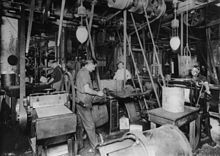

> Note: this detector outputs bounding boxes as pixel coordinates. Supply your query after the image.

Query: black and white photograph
[0,0,220,155]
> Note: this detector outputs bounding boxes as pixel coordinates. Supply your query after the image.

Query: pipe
[25,0,35,54]
[180,13,183,56]
[57,0,66,47]
[123,10,127,87]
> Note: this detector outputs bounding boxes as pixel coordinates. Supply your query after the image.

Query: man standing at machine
[48,60,64,91]
[191,65,211,95]
[76,59,104,152]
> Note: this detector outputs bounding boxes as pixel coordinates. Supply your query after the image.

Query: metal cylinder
[92,105,109,127]
[97,124,192,156]
[1,73,16,88]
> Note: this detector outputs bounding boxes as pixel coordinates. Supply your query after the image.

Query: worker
[76,59,104,152]
[191,65,211,95]
[47,60,64,91]
[140,65,149,78]
[113,61,131,81]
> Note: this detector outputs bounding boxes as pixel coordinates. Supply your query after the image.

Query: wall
[0,17,18,74]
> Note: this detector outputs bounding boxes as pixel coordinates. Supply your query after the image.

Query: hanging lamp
[76,26,88,44]
[76,0,88,44]
[170,0,180,51]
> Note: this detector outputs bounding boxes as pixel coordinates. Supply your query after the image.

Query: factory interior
[0,0,220,155]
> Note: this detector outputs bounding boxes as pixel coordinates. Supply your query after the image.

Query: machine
[15,91,77,155]
[97,124,192,156]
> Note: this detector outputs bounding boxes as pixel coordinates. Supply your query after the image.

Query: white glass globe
[170,36,180,51]
[76,26,88,44]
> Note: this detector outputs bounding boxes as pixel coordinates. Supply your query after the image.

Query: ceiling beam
[206,18,220,27]
[177,0,216,14]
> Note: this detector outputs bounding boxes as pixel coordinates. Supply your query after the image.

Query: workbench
[148,106,200,151]
[106,89,151,99]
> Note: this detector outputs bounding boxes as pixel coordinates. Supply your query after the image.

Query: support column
[123,10,127,87]
[18,6,26,117]
[60,28,65,62]
[180,13,184,56]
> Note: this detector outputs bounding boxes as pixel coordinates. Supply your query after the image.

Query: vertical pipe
[89,0,96,30]
[25,0,35,54]
[181,13,183,56]
[142,28,146,67]
[57,0,66,47]
[60,28,65,62]
[19,6,26,113]
[123,10,127,87]
[55,32,58,60]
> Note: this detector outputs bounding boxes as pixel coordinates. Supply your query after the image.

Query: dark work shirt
[193,74,207,83]
[51,66,63,84]
[76,67,93,107]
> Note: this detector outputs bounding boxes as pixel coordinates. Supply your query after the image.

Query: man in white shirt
[113,61,131,81]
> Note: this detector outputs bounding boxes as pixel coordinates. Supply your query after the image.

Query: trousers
[76,104,98,148]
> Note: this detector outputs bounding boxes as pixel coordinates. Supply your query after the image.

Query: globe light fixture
[170,36,180,51]
[76,26,88,44]
[170,0,180,51]
[75,0,88,44]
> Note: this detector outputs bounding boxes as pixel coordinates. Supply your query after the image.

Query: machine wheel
[184,9,205,27]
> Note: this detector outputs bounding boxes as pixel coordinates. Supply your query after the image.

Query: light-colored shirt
[113,69,131,80]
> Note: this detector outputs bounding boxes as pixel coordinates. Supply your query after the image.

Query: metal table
[148,106,200,151]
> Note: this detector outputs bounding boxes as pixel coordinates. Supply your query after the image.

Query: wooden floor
[0,118,219,156]
[195,118,220,156]
[78,118,220,156]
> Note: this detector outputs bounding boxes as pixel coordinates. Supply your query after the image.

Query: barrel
[97,124,192,156]
[162,86,185,113]
[92,105,109,127]
[1,73,16,88]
